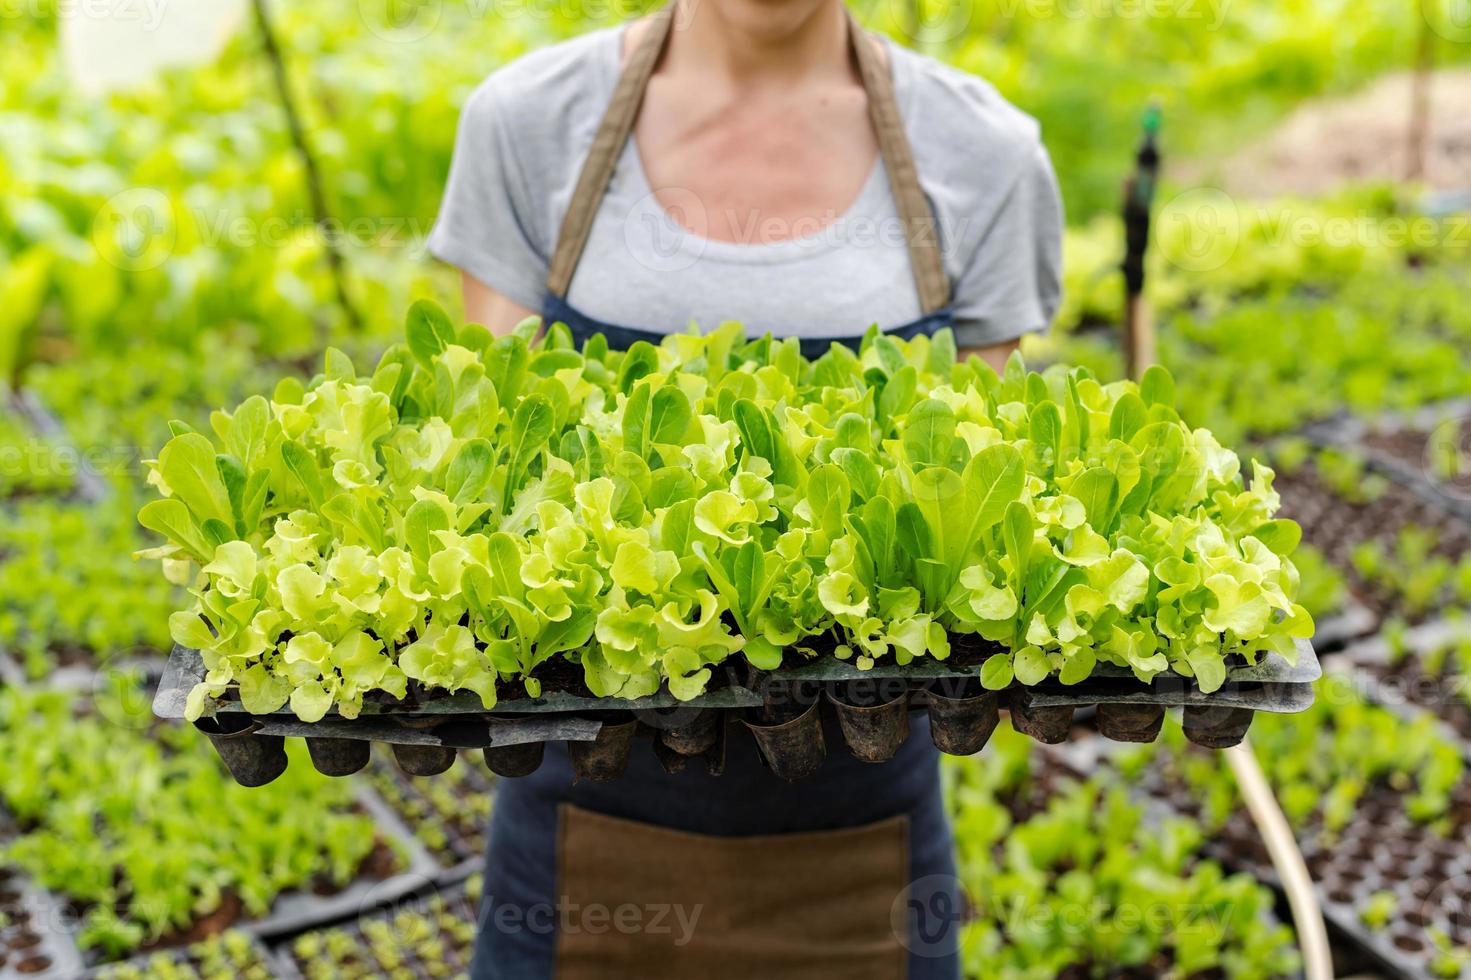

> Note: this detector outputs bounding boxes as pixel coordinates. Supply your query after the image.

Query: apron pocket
[552,804,909,980]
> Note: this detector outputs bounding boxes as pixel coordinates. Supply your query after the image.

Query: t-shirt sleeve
[426,82,548,311]
[949,141,1064,349]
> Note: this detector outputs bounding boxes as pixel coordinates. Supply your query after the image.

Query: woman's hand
[462,271,537,335]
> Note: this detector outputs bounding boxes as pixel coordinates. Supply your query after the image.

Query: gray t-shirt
[428,25,1063,346]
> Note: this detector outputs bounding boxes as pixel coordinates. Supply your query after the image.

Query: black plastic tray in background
[0,868,85,980]
[1312,399,1471,526]
[1060,704,1471,980]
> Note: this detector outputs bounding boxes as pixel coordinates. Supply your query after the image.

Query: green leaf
[1003,500,1034,593]
[1108,392,1147,442]
[137,499,211,561]
[406,299,456,367]
[1253,519,1302,556]
[733,398,775,463]
[405,498,449,561]
[157,434,235,527]
[806,464,850,538]
[1139,364,1176,408]
[503,394,555,513]
[281,440,326,510]
[1069,467,1120,533]
[1013,645,1051,686]
[902,399,956,468]
[980,654,1014,690]
[446,438,494,505]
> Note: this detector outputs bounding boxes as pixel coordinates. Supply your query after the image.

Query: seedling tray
[158,638,1317,785]
[241,785,443,941]
[956,741,1301,978]
[1321,400,1471,525]
[0,867,85,980]
[84,931,277,980]
[1273,448,1471,626]
[360,749,496,884]
[1075,733,1471,980]
[271,876,482,980]
[1340,619,1471,763]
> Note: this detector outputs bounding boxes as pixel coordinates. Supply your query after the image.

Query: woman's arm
[462,271,538,334]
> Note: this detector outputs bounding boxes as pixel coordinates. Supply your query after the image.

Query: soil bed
[1273,462,1471,623]
[361,750,495,876]
[1123,741,1471,978]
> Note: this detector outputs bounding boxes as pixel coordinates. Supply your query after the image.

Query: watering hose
[1225,739,1333,980]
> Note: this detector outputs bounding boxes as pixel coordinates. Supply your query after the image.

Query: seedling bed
[1273,462,1471,624]
[0,692,440,972]
[85,930,276,980]
[4,390,109,507]
[957,739,1300,978]
[0,866,84,980]
[0,786,438,971]
[1328,401,1471,524]
[1340,621,1471,762]
[238,785,442,941]
[1093,738,1471,979]
[159,639,1317,785]
[360,749,495,881]
[274,876,482,980]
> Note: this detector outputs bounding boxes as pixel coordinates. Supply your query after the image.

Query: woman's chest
[632,83,880,246]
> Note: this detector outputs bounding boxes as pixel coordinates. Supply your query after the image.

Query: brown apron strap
[544,6,676,300]
[545,4,949,316]
[846,8,950,315]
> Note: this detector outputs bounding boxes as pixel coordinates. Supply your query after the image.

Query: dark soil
[1274,462,1471,622]
[1129,743,1471,963]
[141,892,245,950]
[0,869,53,978]
[1365,653,1471,748]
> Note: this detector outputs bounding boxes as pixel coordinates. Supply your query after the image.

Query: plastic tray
[0,868,85,980]
[156,638,1318,785]
[1315,399,1471,525]
[1071,728,1471,980]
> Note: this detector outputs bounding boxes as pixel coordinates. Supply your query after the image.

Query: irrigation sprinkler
[1120,103,1160,382]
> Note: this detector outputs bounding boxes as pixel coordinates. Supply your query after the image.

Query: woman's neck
[665,0,852,87]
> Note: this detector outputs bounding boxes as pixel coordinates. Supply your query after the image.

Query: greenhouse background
[2,0,1470,977]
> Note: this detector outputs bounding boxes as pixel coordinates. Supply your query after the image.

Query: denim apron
[471,8,963,978]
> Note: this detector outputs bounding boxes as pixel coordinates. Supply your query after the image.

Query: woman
[427,0,1062,976]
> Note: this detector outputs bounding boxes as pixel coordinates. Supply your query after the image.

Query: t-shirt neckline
[593,23,903,267]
